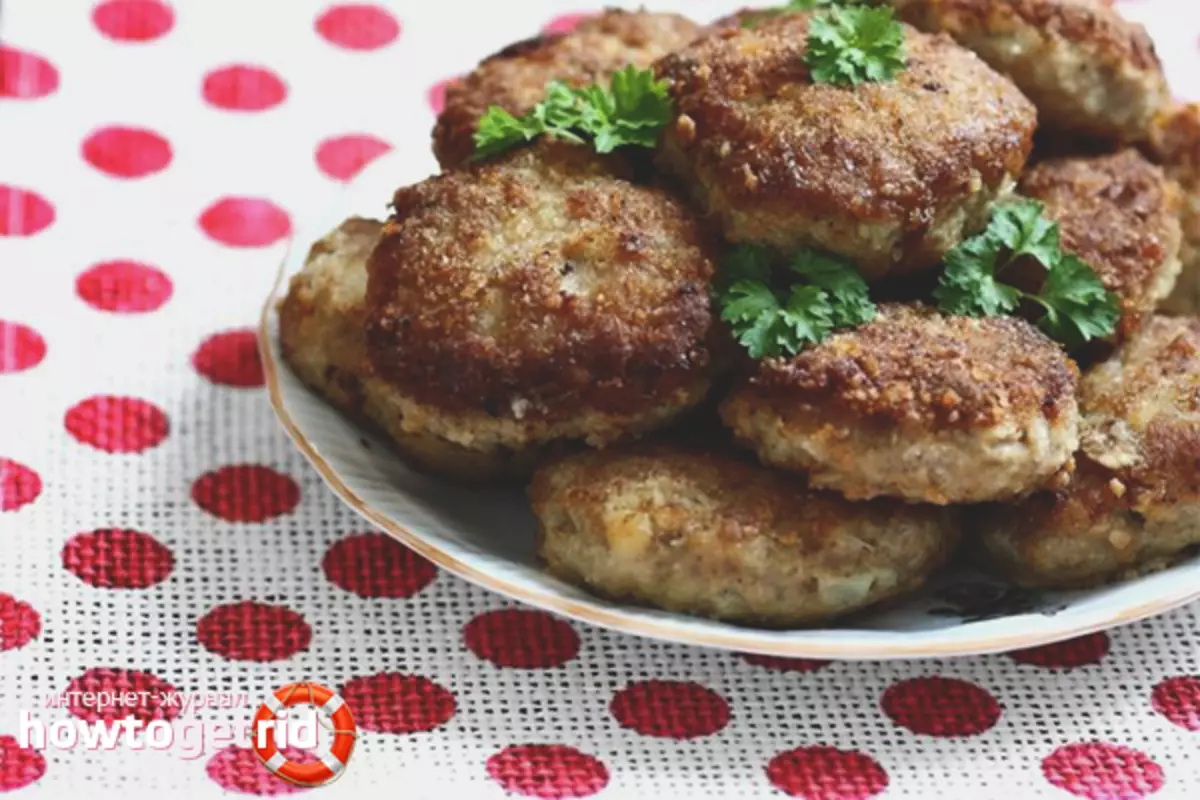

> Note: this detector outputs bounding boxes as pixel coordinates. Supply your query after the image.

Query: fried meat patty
[721,304,1080,505]
[1018,150,1182,341]
[654,12,1035,280]
[279,218,548,480]
[978,316,1200,586]
[888,0,1171,143]
[364,142,720,456]
[1149,104,1200,314]
[433,9,701,167]
[530,445,959,625]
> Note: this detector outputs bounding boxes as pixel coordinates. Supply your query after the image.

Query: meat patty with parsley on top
[977,316,1200,587]
[531,444,960,626]
[654,9,1036,280]
[887,0,1171,144]
[1018,150,1182,342]
[433,9,701,168]
[721,304,1080,505]
[363,140,721,476]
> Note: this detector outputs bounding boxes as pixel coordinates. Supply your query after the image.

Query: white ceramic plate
[259,150,1200,660]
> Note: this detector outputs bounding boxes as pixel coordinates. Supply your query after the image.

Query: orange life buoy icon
[252,682,357,787]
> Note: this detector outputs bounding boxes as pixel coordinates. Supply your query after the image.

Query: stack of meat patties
[280,3,1200,628]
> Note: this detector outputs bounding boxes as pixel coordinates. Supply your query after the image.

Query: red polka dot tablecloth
[2,1,1200,798]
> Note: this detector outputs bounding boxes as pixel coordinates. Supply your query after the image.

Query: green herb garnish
[718,245,876,359]
[473,65,673,160]
[805,5,907,86]
[934,199,1119,347]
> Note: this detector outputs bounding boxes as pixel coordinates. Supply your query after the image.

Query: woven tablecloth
[3,1,1200,797]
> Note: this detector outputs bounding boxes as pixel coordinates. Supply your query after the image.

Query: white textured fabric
[1,1,1199,799]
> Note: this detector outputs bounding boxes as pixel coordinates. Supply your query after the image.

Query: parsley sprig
[473,65,673,160]
[934,200,1120,347]
[718,245,876,359]
[805,5,907,86]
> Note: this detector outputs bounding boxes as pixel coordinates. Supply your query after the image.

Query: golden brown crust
[748,304,1078,430]
[1149,104,1200,314]
[653,12,1035,273]
[432,9,702,168]
[1018,150,1182,341]
[279,218,556,482]
[893,0,1161,70]
[530,443,959,625]
[889,0,1169,141]
[977,316,1200,586]
[365,141,719,424]
[1079,315,1200,509]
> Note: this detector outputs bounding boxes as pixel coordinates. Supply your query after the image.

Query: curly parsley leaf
[474,106,548,160]
[805,5,907,86]
[473,66,672,159]
[933,235,1022,317]
[718,246,875,358]
[934,200,1119,347]
[790,249,875,328]
[987,200,1060,265]
[1034,254,1121,348]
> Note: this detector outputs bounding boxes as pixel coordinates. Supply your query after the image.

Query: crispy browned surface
[530,444,959,625]
[432,9,701,167]
[748,304,1078,430]
[653,12,1035,270]
[365,141,719,423]
[1149,104,1200,313]
[892,0,1160,69]
[978,316,1200,585]
[889,0,1169,142]
[1080,315,1200,508]
[1019,150,1182,341]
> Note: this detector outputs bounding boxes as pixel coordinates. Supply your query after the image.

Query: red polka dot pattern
[0,46,59,99]
[1008,633,1111,670]
[542,12,594,34]
[196,601,312,662]
[0,593,41,651]
[77,260,173,313]
[1151,676,1200,731]
[487,745,610,799]
[192,329,264,387]
[65,667,180,726]
[62,528,175,589]
[65,395,170,454]
[427,78,456,114]
[315,5,401,50]
[766,746,889,800]
[464,609,581,668]
[322,532,437,598]
[0,735,46,792]
[82,126,172,178]
[610,680,730,739]
[206,746,312,795]
[741,653,831,673]
[340,672,457,734]
[191,465,301,522]
[1043,743,1165,799]
[0,184,55,236]
[0,457,42,512]
[0,321,46,374]
[92,0,174,42]
[202,65,288,111]
[198,197,291,247]
[881,677,1001,737]
[315,133,392,181]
